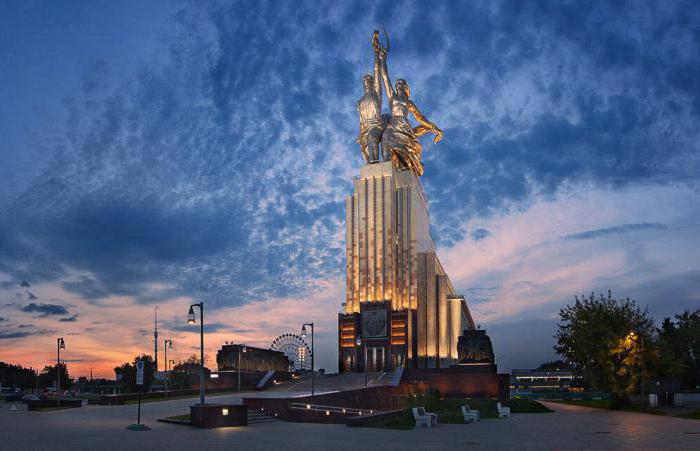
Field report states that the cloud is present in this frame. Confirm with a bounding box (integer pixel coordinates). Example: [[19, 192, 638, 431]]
[[0, 331, 34, 340], [1, 0, 698, 309], [441, 184, 700, 323], [562, 223, 668, 241], [0, 0, 699, 375], [169, 323, 238, 334], [471, 228, 491, 241], [59, 315, 79, 322], [19, 303, 69, 316], [61, 277, 111, 301]]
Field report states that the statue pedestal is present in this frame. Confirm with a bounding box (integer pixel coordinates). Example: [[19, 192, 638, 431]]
[[339, 161, 477, 373], [401, 365, 510, 400]]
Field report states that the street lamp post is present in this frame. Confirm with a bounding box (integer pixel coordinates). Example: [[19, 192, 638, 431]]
[[188, 302, 205, 405], [356, 337, 367, 387], [628, 331, 646, 396], [164, 339, 172, 396], [238, 344, 247, 392], [56, 337, 65, 407], [301, 323, 315, 399]]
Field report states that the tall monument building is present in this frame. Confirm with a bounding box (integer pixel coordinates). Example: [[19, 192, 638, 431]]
[[338, 161, 476, 372], [338, 30, 476, 373]]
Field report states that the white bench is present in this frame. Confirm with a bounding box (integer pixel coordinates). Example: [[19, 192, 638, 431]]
[[496, 402, 511, 418], [412, 407, 437, 428], [460, 405, 479, 423]]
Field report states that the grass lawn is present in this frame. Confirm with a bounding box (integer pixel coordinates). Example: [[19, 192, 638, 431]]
[[164, 414, 191, 421], [32, 406, 79, 411], [552, 399, 665, 415], [365, 394, 551, 430], [675, 411, 700, 420]]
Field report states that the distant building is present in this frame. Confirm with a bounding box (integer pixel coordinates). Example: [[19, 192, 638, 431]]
[[510, 368, 582, 392], [216, 344, 290, 373]]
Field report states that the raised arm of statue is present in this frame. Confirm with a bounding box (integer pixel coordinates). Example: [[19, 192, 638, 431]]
[[378, 46, 394, 105], [371, 31, 382, 101], [408, 101, 443, 144]]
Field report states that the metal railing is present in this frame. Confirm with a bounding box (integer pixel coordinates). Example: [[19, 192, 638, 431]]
[[289, 402, 376, 416]]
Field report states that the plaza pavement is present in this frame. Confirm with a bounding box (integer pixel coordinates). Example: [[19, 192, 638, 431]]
[[2, 394, 699, 450]]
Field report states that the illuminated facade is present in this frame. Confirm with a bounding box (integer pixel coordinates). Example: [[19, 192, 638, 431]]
[[338, 161, 475, 372]]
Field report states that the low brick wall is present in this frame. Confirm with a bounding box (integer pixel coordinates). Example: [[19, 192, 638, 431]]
[[346, 409, 404, 427], [97, 386, 240, 405], [244, 386, 405, 423], [401, 366, 510, 400], [190, 404, 247, 428], [26, 399, 83, 410]]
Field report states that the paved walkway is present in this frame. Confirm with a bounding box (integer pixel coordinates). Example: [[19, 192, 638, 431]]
[[2, 396, 699, 450]]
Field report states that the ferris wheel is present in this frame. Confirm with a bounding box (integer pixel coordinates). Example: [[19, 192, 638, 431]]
[[270, 333, 312, 371]]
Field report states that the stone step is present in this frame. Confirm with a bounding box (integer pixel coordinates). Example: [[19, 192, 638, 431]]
[[248, 412, 279, 424]]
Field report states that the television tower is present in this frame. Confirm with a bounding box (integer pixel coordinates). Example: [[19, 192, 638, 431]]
[[154, 306, 159, 372]]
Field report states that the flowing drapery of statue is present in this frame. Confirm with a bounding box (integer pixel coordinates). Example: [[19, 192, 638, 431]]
[[356, 30, 443, 176]]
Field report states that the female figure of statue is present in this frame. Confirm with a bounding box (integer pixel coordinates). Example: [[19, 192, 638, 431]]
[[376, 39, 443, 176]]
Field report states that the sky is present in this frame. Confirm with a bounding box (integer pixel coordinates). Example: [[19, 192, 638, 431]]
[[1, 0, 699, 379]]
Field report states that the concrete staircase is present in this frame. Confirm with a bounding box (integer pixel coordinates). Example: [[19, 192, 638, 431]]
[[256, 370, 276, 390], [247, 410, 279, 424], [266, 371, 398, 393]]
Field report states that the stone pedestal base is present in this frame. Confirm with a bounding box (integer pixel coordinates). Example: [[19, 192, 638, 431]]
[[190, 404, 247, 428], [402, 365, 510, 400]]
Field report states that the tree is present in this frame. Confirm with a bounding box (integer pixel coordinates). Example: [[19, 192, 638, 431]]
[[536, 360, 573, 371], [0, 362, 38, 389], [169, 355, 211, 390], [555, 291, 656, 406], [114, 354, 156, 392], [658, 310, 700, 389], [37, 363, 71, 390]]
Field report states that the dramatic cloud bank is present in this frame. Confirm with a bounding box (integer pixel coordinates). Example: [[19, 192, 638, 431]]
[[1, 0, 698, 375]]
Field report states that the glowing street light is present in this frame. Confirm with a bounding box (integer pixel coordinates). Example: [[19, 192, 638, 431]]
[[627, 330, 646, 396], [356, 336, 368, 387], [238, 344, 247, 392], [164, 339, 173, 370], [164, 339, 173, 396], [301, 323, 315, 399], [57, 337, 65, 407], [187, 302, 205, 404]]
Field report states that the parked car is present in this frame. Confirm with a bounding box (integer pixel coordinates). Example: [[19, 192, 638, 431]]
[[21, 394, 40, 402]]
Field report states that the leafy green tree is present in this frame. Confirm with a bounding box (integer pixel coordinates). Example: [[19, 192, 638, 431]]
[[169, 355, 211, 390], [555, 291, 656, 406], [0, 362, 38, 389], [114, 355, 156, 392], [37, 363, 71, 390], [658, 310, 700, 389], [536, 360, 573, 371]]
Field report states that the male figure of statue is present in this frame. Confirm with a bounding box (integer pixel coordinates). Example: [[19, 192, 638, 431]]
[[356, 31, 387, 163]]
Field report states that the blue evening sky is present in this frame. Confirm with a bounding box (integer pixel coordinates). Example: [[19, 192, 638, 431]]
[[0, 0, 698, 376]]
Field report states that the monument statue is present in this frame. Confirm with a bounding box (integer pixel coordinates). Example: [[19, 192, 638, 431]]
[[457, 329, 495, 364], [356, 31, 388, 163], [357, 30, 444, 176]]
